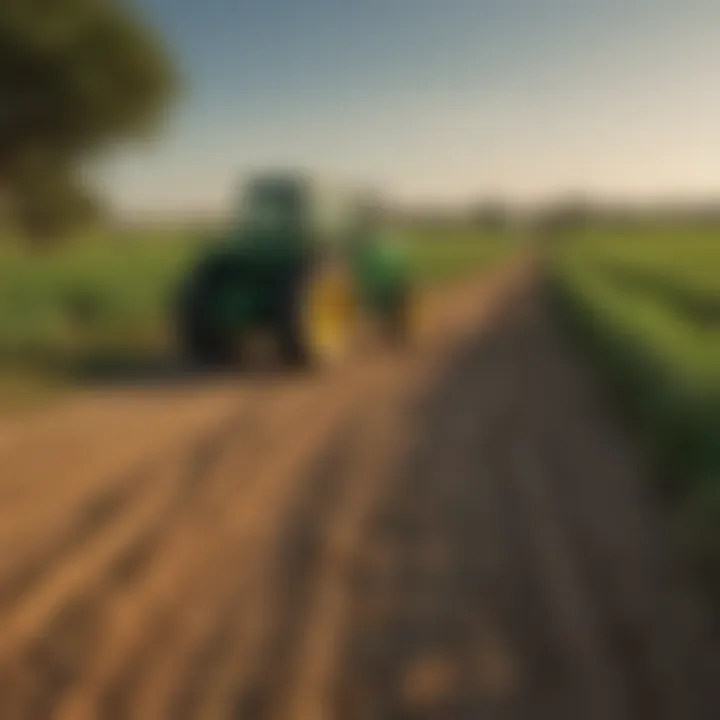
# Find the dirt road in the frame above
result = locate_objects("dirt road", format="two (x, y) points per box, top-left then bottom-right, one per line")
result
(0, 265), (716, 719)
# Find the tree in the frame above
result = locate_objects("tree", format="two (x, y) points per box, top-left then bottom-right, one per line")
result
(0, 0), (177, 242)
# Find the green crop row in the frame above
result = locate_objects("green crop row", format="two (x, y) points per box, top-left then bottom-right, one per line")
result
(549, 230), (720, 597)
(590, 261), (720, 323)
(565, 227), (720, 320)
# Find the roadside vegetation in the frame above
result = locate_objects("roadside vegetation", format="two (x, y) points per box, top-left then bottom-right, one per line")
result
(548, 225), (720, 600)
(0, 229), (204, 375)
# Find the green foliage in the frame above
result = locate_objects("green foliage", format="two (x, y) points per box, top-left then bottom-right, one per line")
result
(0, 0), (177, 239)
(561, 227), (720, 317)
(549, 226), (720, 597)
(0, 230), (201, 368)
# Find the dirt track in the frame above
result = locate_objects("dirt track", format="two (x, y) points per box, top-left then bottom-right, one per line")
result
(0, 265), (716, 719)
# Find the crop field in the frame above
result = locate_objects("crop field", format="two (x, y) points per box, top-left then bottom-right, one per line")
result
(0, 229), (204, 374)
(549, 225), (720, 592)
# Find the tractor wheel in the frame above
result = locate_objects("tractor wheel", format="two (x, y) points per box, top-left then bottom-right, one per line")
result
(278, 262), (358, 369)
(180, 316), (233, 368)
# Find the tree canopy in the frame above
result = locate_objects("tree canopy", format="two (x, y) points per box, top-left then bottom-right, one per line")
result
(0, 0), (177, 241)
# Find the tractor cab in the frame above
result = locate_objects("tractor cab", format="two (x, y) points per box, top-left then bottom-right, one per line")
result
(234, 174), (373, 254)
(237, 175), (308, 239)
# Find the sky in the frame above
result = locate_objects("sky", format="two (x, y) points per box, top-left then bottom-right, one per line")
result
(103, 0), (720, 216)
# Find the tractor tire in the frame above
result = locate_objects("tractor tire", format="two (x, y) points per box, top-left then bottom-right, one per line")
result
(177, 269), (239, 369)
(180, 318), (233, 368)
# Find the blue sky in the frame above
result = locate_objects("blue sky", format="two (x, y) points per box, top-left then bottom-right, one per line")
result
(105, 1), (720, 214)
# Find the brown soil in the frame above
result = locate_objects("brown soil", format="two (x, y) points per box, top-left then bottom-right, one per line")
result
(0, 264), (716, 719)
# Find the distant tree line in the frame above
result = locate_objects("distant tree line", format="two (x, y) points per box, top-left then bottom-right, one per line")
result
(387, 195), (720, 239)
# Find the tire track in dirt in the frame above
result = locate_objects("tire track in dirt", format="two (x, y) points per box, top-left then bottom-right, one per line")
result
(506, 294), (718, 720)
(228, 385), (414, 720)
(100, 383), (350, 720)
(49, 381), (325, 720)
(0, 390), (262, 612)
(330, 310), (521, 719)
(274, 390), (416, 720)
(217, 417), (362, 720)
(77, 360), (407, 720)
(493, 424), (627, 719)
(467, 300), (629, 720)
(0, 389), (253, 584)
(0, 386), (277, 718)
(163, 365), (417, 720)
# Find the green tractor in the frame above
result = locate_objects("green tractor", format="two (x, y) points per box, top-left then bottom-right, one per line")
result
(176, 172), (416, 368)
